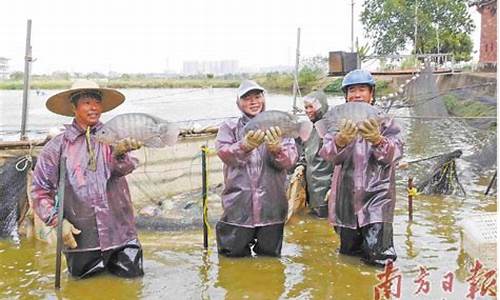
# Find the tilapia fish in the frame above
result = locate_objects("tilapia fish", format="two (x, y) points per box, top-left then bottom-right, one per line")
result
(243, 110), (313, 141)
(315, 102), (385, 138)
(96, 113), (179, 147)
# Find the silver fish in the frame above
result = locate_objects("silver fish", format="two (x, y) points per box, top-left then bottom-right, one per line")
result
(243, 110), (313, 141)
(96, 113), (179, 147)
(315, 102), (385, 138)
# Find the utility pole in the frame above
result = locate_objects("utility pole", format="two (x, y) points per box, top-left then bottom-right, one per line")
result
(20, 19), (32, 141)
(351, 0), (355, 52)
(292, 27), (301, 114)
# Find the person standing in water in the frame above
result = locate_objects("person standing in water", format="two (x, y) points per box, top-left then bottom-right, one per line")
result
(32, 80), (144, 278)
(215, 80), (298, 257)
(319, 70), (403, 266)
(300, 91), (333, 218)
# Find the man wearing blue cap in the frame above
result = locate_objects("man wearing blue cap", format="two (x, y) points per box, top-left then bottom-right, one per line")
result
(320, 70), (404, 266)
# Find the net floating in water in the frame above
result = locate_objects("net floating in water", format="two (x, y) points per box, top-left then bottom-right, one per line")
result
(416, 149), (466, 196)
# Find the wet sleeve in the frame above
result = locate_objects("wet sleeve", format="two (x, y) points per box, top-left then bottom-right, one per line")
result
(268, 137), (298, 170)
(31, 137), (62, 225)
(371, 119), (404, 165)
(109, 149), (139, 177)
(319, 132), (353, 165)
(215, 121), (252, 167)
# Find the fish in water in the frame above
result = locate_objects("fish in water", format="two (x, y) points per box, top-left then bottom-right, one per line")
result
(315, 102), (385, 138)
(243, 110), (313, 141)
(96, 113), (180, 147)
(286, 165), (307, 224)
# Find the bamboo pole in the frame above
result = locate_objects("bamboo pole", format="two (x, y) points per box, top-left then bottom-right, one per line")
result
(21, 19), (33, 141)
(408, 177), (414, 221)
(55, 158), (67, 289)
(292, 27), (301, 114)
(201, 146), (208, 250)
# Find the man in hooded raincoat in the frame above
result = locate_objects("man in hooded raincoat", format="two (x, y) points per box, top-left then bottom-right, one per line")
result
(32, 80), (144, 278)
(300, 91), (334, 218)
(319, 69), (403, 266)
(215, 80), (298, 257)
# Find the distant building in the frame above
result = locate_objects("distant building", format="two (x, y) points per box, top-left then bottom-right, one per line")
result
(470, 0), (497, 70)
(182, 60), (239, 75)
(258, 65), (294, 73)
(0, 57), (9, 79)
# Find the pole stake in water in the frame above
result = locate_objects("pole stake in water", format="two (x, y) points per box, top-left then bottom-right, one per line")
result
(201, 146), (209, 251)
(55, 158), (66, 289)
(407, 177), (415, 222)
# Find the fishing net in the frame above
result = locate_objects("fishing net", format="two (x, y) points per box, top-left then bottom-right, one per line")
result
(400, 59), (496, 195)
(404, 62), (449, 117)
(0, 154), (34, 240)
(465, 134), (497, 169)
(415, 150), (466, 196)
(127, 133), (225, 230)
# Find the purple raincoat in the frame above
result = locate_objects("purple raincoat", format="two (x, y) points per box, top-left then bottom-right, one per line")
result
(319, 117), (403, 229)
(216, 113), (298, 227)
(31, 120), (139, 252)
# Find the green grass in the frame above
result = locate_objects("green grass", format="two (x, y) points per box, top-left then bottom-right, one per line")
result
(443, 94), (496, 117)
(443, 94), (497, 130)
(0, 80), (71, 90)
(0, 74), (395, 96)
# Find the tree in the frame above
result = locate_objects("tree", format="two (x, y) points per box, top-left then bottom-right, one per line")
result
(361, 0), (475, 61)
(298, 55), (328, 91)
(300, 55), (328, 74)
(9, 71), (24, 81)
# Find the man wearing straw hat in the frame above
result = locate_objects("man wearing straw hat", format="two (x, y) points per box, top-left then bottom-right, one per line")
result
(31, 80), (144, 279)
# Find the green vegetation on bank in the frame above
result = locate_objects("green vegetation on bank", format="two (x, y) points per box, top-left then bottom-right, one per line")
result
(0, 78), (241, 90)
(443, 94), (497, 130)
(0, 55), (395, 96)
(0, 72), (319, 94)
(0, 74), (395, 96)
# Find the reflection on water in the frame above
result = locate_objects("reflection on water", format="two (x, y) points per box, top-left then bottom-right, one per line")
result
(0, 89), (496, 299)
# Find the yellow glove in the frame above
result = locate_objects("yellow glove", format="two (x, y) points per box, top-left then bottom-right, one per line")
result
(335, 119), (357, 148)
(243, 130), (265, 151)
(264, 126), (283, 154)
(113, 137), (144, 157)
(358, 118), (383, 145)
(62, 219), (81, 249)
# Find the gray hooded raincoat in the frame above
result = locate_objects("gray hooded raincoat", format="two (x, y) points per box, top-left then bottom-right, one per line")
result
(301, 92), (334, 209)
(216, 105), (298, 227)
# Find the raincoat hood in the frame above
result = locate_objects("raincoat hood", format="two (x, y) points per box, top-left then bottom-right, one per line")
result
(236, 80), (266, 118)
(303, 91), (328, 122)
(237, 80), (266, 99)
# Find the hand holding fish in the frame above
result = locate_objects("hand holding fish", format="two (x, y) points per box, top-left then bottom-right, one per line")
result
(358, 118), (383, 145)
(335, 119), (357, 148)
(243, 130), (265, 152)
(264, 126), (282, 154)
(113, 137), (144, 157)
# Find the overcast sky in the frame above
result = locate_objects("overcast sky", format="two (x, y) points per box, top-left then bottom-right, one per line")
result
(1, 0), (482, 74)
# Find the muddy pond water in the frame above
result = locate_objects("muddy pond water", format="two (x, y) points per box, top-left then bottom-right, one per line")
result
(0, 88), (496, 299)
